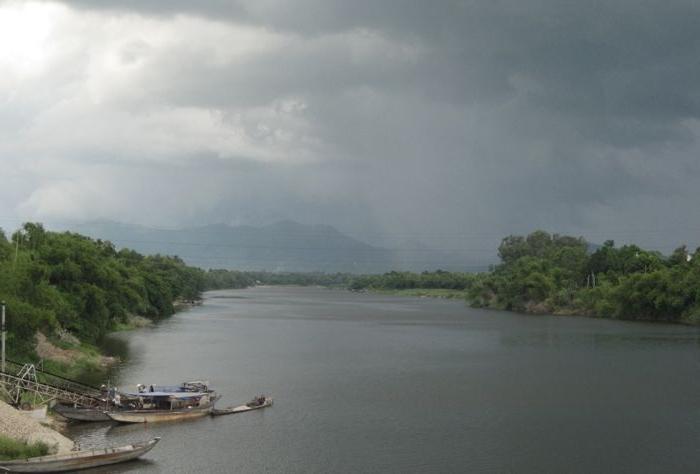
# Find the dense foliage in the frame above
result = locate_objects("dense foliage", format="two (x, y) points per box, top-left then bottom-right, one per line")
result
(468, 230), (700, 323)
(0, 224), (207, 357)
(348, 230), (700, 324)
(3, 222), (698, 365)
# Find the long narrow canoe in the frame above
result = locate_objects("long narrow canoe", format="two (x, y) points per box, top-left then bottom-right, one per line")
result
(0, 438), (160, 473)
(211, 397), (273, 416)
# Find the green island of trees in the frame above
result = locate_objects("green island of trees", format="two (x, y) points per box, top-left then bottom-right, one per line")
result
(349, 230), (700, 324)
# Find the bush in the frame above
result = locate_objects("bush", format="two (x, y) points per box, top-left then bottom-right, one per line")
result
(0, 436), (49, 460)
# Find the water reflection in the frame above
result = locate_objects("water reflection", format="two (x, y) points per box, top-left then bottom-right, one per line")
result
(500, 327), (700, 348)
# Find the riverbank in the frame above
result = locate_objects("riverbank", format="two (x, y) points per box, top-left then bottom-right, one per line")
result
(367, 288), (470, 299)
(0, 401), (74, 456)
(110, 314), (155, 332)
(30, 300), (201, 384)
(34, 332), (118, 384)
(363, 285), (700, 325)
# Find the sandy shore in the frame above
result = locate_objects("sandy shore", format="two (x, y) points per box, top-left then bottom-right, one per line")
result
(0, 401), (74, 454)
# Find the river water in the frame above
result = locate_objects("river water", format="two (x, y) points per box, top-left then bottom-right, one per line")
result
(67, 286), (700, 473)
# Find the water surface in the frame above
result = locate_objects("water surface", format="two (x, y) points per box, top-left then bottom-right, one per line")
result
(69, 286), (700, 473)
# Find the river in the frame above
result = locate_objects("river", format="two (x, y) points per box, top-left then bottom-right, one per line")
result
(67, 286), (700, 473)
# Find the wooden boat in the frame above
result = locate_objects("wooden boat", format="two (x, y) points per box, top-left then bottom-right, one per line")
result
(53, 403), (111, 422)
(211, 395), (273, 416)
(107, 404), (213, 423)
(106, 391), (218, 423)
(0, 437), (160, 473)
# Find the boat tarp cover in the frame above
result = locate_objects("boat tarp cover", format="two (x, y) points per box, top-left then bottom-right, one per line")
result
(149, 385), (188, 392)
(123, 391), (205, 398)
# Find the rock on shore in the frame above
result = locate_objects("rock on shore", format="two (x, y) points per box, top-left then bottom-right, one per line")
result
(0, 401), (74, 454)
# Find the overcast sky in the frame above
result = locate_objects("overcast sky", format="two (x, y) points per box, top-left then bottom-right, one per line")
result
(2, 0), (700, 253)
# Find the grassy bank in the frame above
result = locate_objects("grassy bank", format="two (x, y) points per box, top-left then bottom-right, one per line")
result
(40, 349), (112, 384)
(41, 303), (194, 385)
(34, 333), (116, 386)
(110, 314), (154, 332)
(0, 436), (49, 461)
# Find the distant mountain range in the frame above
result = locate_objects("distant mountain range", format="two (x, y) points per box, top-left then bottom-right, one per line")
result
(49, 220), (494, 274)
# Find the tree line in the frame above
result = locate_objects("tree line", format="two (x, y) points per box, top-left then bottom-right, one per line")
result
(0, 224), (215, 357)
(348, 270), (475, 291)
(468, 230), (700, 323)
(3, 223), (697, 363)
(0, 223), (356, 360)
(351, 230), (700, 323)
(203, 269), (354, 288)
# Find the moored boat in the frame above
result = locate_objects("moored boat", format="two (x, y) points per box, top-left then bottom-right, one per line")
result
(0, 437), (160, 473)
(107, 404), (213, 423)
(56, 381), (216, 423)
(52, 384), (119, 422)
(106, 390), (219, 423)
(53, 403), (111, 422)
(211, 395), (273, 416)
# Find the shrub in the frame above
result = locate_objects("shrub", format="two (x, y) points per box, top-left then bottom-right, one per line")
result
(0, 436), (49, 460)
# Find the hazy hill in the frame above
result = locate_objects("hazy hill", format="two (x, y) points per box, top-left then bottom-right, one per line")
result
(53, 220), (491, 273)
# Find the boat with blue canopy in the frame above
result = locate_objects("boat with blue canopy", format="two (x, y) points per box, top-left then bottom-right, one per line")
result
(55, 381), (216, 423)
(106, 389), (219, 423)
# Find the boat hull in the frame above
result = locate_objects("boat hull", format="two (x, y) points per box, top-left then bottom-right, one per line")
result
(106, 405), (212, 423)
(53, 404), (111, 422)
(211, 398), (273, 416)
(0, 438), (159, 473)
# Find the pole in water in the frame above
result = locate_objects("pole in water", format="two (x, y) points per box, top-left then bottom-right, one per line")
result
(1, 301), (5, 373)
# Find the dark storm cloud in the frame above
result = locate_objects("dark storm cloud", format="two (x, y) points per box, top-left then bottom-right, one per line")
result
(6, 0), (700, 254)
(61, 0), (700, 142)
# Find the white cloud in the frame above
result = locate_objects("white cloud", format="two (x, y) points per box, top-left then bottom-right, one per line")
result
(0, 1), (58, 80)
(0, 1), (430, 228)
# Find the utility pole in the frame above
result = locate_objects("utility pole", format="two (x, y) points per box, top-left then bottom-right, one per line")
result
(1, 301), (5, 373)
(13, 233), (20, 270)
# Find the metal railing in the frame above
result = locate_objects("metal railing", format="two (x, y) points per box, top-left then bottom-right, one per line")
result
(0, 363), (106, 408)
